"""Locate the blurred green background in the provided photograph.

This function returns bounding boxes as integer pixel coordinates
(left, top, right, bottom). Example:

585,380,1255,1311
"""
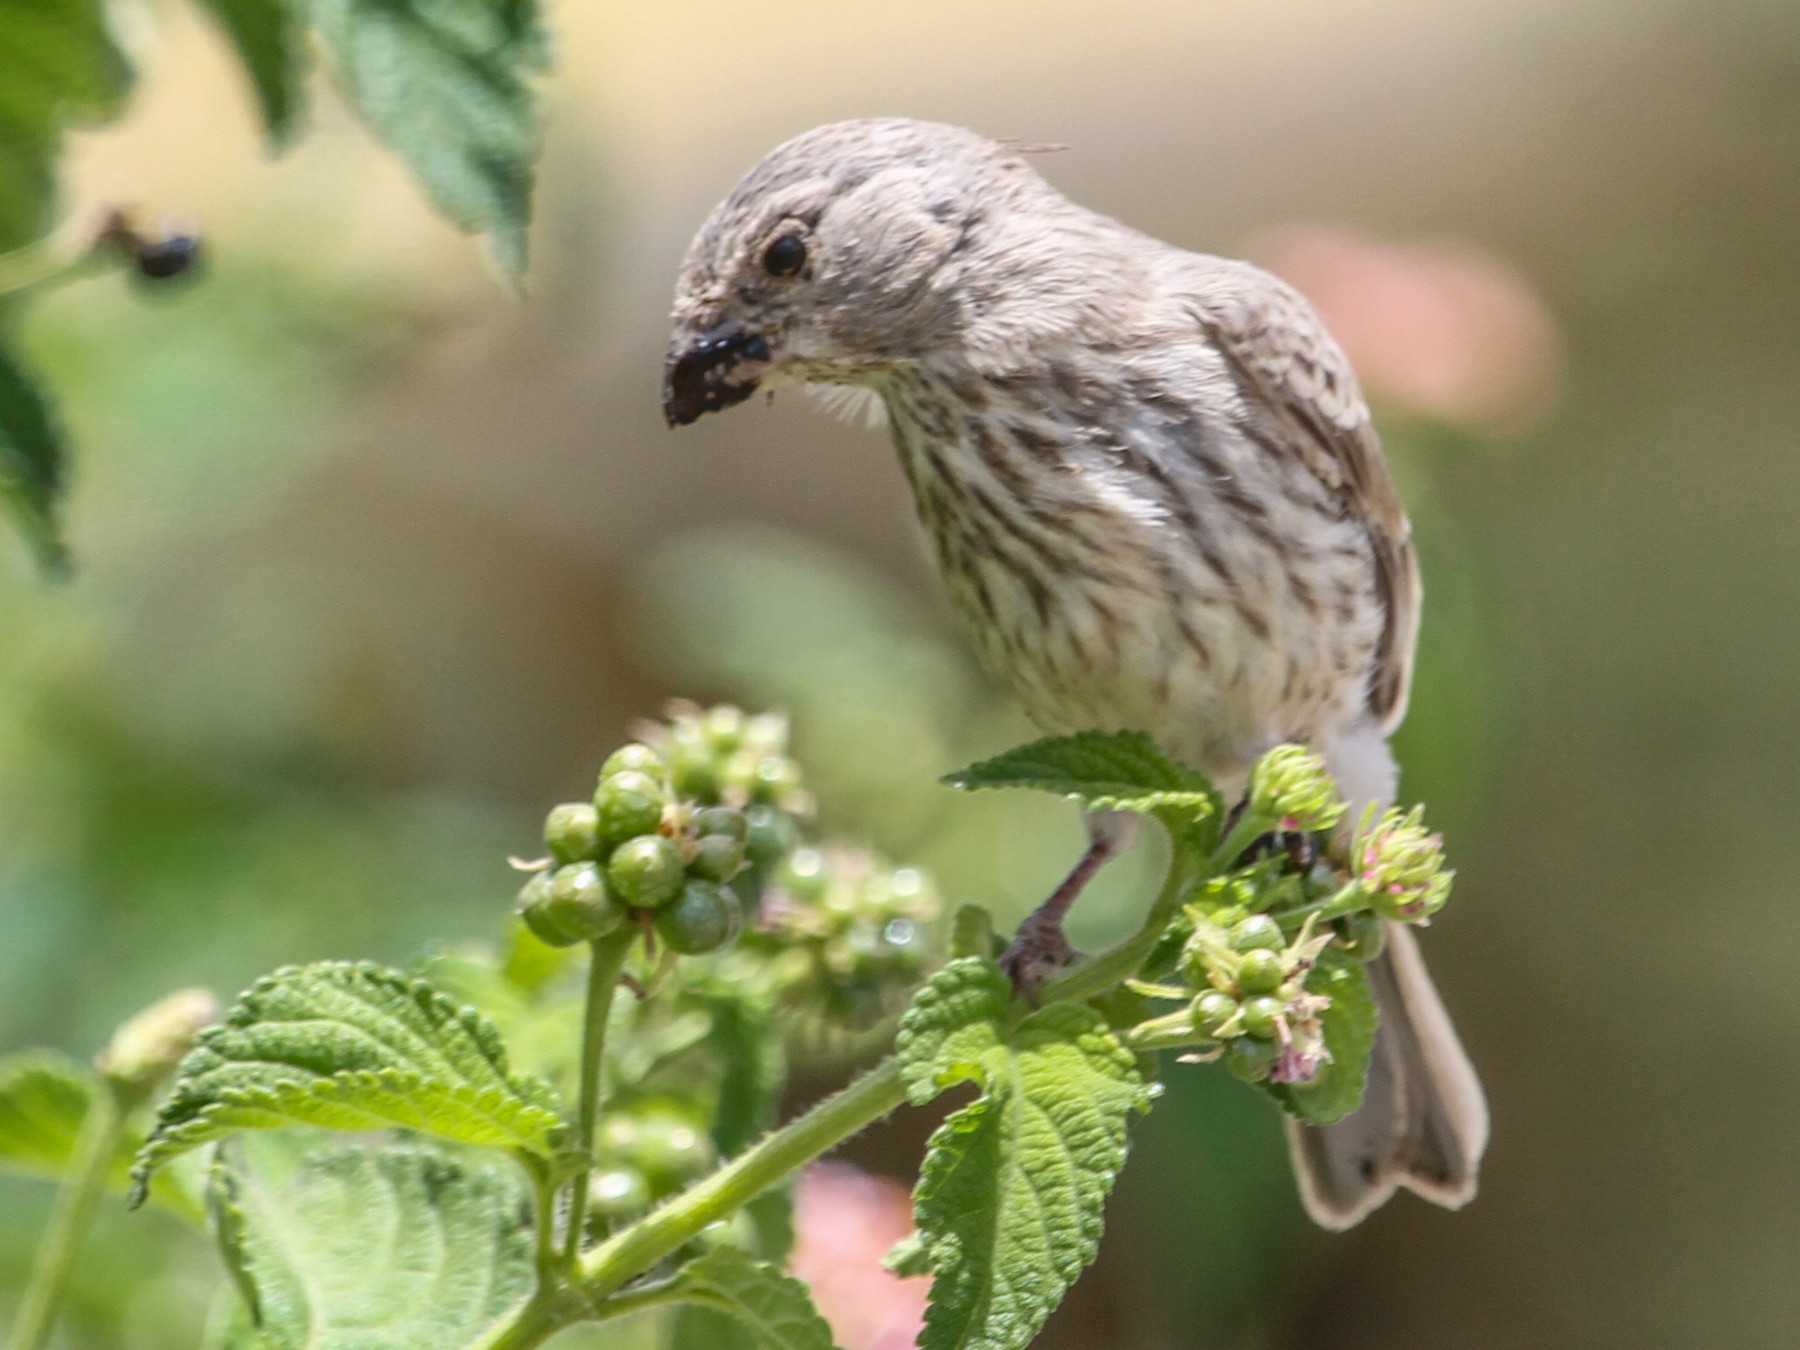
5,0,1799,1346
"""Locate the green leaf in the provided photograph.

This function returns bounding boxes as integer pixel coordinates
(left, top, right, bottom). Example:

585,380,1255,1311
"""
0,1051,96,1178
195,0,309,144
132,961,566,1201
208,1133,534,1350
0,0,132,252
883,1230,931,1279
1262,946,1377,1125
309,0,548,278
897,959,1154,1350
0,339,69,571
944,730,1220,820
667,1246,839,1350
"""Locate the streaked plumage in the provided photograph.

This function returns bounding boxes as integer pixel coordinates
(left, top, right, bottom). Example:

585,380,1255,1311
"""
663,117,1486,1228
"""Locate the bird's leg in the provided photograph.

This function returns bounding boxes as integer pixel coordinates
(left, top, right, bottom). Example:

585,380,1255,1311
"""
1000,811,1137,996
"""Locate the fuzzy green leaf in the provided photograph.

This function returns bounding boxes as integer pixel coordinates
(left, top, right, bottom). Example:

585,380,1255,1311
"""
207,1133,533,1350
0,341,69,571
194,0,309,144
1262,945,1377,1125
309,0,547,278
668,1246,839,1350
0,1051,95,1178
944,731,1219,820
0,0,132,252
132,962,565,1200
897,959,1153,1350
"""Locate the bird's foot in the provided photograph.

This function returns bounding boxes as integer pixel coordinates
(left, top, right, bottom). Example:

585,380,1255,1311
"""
999,911,1081,1000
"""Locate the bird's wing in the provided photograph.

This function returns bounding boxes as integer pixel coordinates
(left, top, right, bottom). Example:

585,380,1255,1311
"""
1195,262,1421,732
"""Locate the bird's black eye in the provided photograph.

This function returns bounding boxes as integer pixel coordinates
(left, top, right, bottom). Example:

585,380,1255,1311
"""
761,233,807,278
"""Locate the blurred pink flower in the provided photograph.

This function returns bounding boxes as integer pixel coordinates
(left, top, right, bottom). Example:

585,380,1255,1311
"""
1251,224,1561,431
790,1162,929,1350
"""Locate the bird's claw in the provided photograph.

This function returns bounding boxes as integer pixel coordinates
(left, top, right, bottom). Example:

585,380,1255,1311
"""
999,916,1080,1001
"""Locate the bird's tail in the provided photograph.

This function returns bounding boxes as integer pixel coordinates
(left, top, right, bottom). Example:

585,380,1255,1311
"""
1286,922,1489,1229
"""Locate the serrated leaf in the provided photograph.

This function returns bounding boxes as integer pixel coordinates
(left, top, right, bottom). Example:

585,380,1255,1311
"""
132,962,566,1200
195,0,309,144
0,0,132,251
309,0,547,278
944,731,1219,820
668,1246,839,1350
898,959,1153,1350
883,1230,931,1279
1263,946,1376,1125
0,1050,97,1178
0,340,69,571
208,1133,533,1350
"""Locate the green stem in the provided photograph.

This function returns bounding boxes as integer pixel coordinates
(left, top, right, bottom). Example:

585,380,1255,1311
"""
1209,809,1274,874
0,238,120,301
578,1061,907,1298
1268,881,1365,929
4,1081,128,1350
562,930,638,1267
470,1286,591,1350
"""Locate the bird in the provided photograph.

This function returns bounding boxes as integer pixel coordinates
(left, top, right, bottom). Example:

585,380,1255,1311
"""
661,117,1487,1230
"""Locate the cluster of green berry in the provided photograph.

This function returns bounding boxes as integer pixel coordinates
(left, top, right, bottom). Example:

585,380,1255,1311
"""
516,741,754,957
1183,908,1336,1085
752,846,940,1026
585,1099,716,1226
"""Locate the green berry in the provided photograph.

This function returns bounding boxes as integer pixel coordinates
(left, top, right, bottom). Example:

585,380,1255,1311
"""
1229,915,1285,952
668,744,721,801
549,861,626,939
1236,948,1286,996
693,806,748,841
602,743,665,782
690,834,747,883
544,802,602,863
1225,1035,1281,1083
655,880,743,955
589,1167,651,1219
596,771,668,845
690,1213,755,1254
752,754,803,802
1192,991,1240,1037
1338,910,1387,962
743,804,799,865
607,834,685,909
1241,996,1284,1040
631,1111,714,1190
517,870,584,947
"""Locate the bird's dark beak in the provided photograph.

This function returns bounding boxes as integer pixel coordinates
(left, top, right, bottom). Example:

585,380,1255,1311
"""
663,321,774,427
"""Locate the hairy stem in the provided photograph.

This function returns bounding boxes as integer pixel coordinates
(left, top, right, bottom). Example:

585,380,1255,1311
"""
578,1060,907,1298
4,1081,127,1350
562,930,638,1266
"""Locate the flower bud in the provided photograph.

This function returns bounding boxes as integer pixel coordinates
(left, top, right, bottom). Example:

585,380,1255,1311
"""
1354,806,1452,922
602,743,666,782
97,988,219,1096
1246,744,1346,834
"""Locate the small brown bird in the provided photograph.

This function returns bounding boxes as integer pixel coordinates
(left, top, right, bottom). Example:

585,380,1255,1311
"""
663,118,1487,1229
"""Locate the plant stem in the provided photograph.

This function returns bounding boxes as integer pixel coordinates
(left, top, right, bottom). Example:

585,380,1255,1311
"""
4,1081,127,1350
1209,809,1274,874
1268,881,1365,929
578,1060,907,1298
0,237,119,300
562,929,638,1267
471,1286,592,1350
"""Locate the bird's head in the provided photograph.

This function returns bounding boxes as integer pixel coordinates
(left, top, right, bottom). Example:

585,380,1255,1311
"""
663,118,1043,426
